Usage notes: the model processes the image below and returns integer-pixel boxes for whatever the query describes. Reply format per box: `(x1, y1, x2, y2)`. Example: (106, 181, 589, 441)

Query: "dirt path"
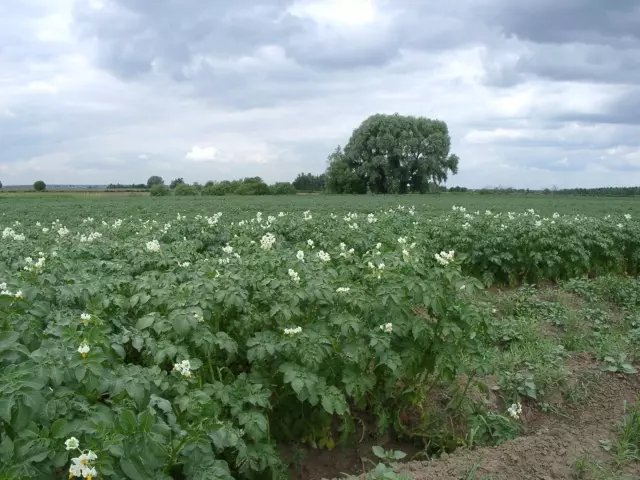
(399, 368, 640, 480)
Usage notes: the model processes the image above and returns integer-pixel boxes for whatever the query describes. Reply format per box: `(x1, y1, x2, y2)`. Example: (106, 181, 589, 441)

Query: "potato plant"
(0, 204, 637, 479)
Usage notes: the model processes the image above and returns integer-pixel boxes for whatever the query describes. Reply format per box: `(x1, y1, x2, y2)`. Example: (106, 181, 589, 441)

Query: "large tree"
(147, 176, 164, 188)
(325, 113, 459, 194)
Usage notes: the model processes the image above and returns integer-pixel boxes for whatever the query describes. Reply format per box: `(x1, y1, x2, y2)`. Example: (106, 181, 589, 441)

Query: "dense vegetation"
(325, 114, 459, 194)
(1, 194, 639, 479)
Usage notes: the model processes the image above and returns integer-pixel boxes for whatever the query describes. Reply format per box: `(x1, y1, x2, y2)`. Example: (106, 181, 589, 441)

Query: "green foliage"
(146, 176, 164, 189)
(325, 113, 459, 194)
(0, 204, 490, 479)
(149, 184, 170, 197)
(269, 182, 297, 195)
(169, 178, 185, 189)
(293, 173, 325, 192)
(174, 183, 198, 196)
(33, 180, 46, 192)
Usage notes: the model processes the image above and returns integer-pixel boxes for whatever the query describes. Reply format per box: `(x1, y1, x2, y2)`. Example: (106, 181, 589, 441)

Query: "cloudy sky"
(1, 0, 639, 188)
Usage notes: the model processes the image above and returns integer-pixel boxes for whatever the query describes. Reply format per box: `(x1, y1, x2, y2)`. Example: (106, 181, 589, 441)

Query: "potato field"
(1, 194, 639, 480)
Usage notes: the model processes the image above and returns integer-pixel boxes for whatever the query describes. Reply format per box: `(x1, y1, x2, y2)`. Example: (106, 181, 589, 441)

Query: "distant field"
(0, 192, 638, 218)
(1, 191, 640, 479)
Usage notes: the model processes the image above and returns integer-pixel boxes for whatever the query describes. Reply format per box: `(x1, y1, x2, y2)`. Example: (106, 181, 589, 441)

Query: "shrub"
(149, 184, 170, 196)
(33, 180, 46, 191)
(270, 182, 297, 195)
(174, 183, 198, 196)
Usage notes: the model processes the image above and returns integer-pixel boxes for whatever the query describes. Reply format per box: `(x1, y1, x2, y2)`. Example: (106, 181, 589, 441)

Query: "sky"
(1, 0, 640, 188)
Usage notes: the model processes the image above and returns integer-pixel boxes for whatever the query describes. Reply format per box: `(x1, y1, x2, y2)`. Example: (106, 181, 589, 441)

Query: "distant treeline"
(106, 183, 148, 189)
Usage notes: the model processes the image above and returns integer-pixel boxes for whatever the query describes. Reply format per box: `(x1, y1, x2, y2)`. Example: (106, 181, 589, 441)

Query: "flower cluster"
(194, 313, 204, 323)
(336, 287, 350, 294)
(379, 323, 393, 333)
(2, 227, 25, 241)
(260, 233, 276, 250)
(288, 268, 300, 284)
(146, 239, 161, 252)
(65, 437, 98, 479)
(303, 210, 313, 220)
(0, 282, 23, 299)
(23, 254, 47, 273)
(79, 232, 102, 243)
(284, 326, 302, 336)
(367, 213, 377, 223)
(307, 239, 315, 248)
(222, 244, 233, 254)
(58, 226, 70, 237)
(367, 261, 385, 279)
(178, 261, 191, 268)
(173, 359, 192, 377)
(435, 250, 455, 266)
(296, 250, 305, 262)
(317, 250, 331, 262)
(507, 402, 522, 420)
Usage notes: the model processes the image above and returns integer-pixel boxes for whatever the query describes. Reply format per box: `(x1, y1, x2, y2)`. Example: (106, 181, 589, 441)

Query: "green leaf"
(136, 315, 155, 330)
(119, 410, 137, 435)
(0, 436, 14, 459)
(138, 410, 154, 433)
(50, 418, 68, 439)
(174, 314, 191, 337)
(372, 445, 385, 459)
(238, 410, 268, 441)
(120, 456, 147, 480)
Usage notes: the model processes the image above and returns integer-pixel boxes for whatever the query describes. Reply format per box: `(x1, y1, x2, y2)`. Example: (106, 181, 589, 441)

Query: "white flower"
(0, 282, 6, 290)
(507, 402, 522, 420)
(376, 242, 382, 250)
(42, 227, 50, 233)
(146, 239, 161, 252)
(178, 261, 191, 267)
(379, 323, 393, 333)
(435, 250, 455, 266)
(296, 250, 305, 262)
(624, 213, 632, 220)
(307, 239, 315, 248)
(222, 244, 233, 254)
(194, 313, 204, 323)
(173, 359, 192, 377)
(80, 313, 91, 326)
(58, 227, 70, 237)
(64, 437, 80, 450)
(288, 268, 300, 284)
(77, 344, 90, 358)
(14, 290, 23, 299)
(397, 237, 407, 245)
(260, 233, 276, 250)
(336, 287, 350, 294)
(317, 250, 331, 262)
(82, 466, 97, 478)
(303, 210, 312, 220)
(284, 326, 302, 336)
(367, 213, 377, 223)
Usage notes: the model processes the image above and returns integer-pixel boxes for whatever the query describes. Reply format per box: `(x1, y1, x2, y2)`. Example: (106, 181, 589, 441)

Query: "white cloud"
(27, 81, 59, 94)
(185, 145, 220, 162)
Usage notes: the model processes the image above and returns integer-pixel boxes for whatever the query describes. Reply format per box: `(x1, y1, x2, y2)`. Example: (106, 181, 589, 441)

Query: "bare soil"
(290, 352, 640, 480)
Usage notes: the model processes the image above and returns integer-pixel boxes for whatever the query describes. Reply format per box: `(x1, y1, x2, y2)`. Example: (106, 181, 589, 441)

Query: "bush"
(33, 180, 46, 192)
(149, 184, 170, 196)
(174, 183, 198, 196)
(234, 181, 270, 195)
(270, 182, 297, 195)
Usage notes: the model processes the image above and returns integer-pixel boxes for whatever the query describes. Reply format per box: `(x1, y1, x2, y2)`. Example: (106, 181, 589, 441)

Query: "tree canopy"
(169, 177, 185, 189)
(146, 176, 164, 188)
(325, 113, 459, 194)
(33, 180, 46, 192)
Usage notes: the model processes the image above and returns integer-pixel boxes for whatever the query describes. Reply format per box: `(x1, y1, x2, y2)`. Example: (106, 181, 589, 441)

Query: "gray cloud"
(0, 0, 640, 188)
